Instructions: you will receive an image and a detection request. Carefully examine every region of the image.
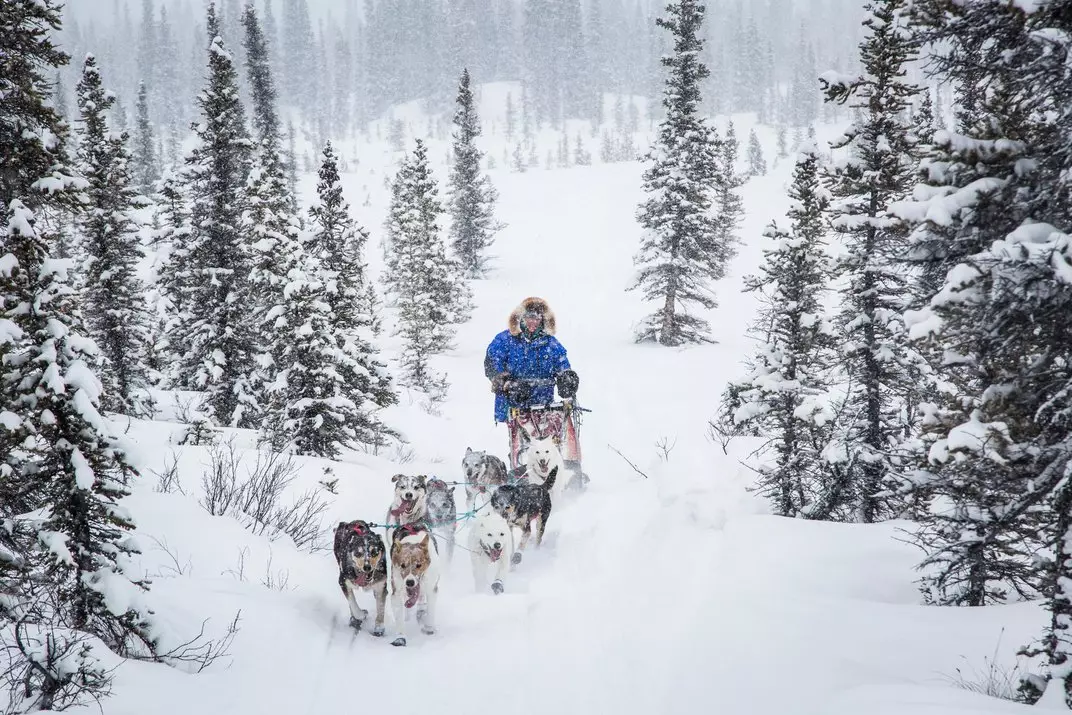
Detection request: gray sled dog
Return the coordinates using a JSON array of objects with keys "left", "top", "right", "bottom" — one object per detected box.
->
[
  {"left": 461, "top": 448, "right": 509, "bottom": 511},
  {"left": 425, "top": 478, "right": 457, "bottom": 563}
]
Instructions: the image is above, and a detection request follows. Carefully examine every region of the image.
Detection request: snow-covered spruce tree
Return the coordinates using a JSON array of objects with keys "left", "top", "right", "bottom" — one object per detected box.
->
[
  {"left": 151, "top": 168, "right": 194, "bottom": 386},
  {"left": 241, "top": 0, "right": 304, "bottom": 411},
  {"left": 629, "top": 0, "right": 729, "bottom": 346},
  {"left": 306, "top": 142, "right": 396, "bottom": 410},
  {"left": 747, "top": 128, "right": 767, "bottom": 176},
  {"left": 385, "top": 140, "right": 467, "bottom": 393},
  {"left": 448, "top": 68, "right": 503, "bottom": 278},
  {"left": 716, "top": 120, "right": 745, "bottom": 257},
  {"left": 261, "top": 142, "right": 398, "bottom": 456},
  {"left": 74, "top": 55, "right": 153, "bottom": 418},
  {"left": 818, "top": 0, "right": 926, "bottom": 523},
  {"left": 3, "top": 199, "right": 161, "bottom": 686},
  {"left": 132, "top": 80, "right": 160, "bottom": 194},
  {"left": 893, "top": 0, "right": 1047, "bottom": 610},
  {"left": 720, "top": 145, "right": 839, "bottom": 518},
  {"left": 168, "top": 3, "right": 258, "bottom": 427}
]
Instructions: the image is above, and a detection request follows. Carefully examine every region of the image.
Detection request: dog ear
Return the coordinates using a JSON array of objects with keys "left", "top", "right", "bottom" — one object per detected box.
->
[
  {"left": 391, "top": 474, "right": 403, "bottom": 484},
  {"left": 466, "top": 446, "right": 472, "bottom": 454},
  {"left": 416, "top": 475, "right": 428, "bottom": 487}
]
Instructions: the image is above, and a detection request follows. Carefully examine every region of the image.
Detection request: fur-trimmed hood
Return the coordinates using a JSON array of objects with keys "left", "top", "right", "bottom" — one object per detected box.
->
[{"left": 508, "top": 297, "right": 556, "bottom": 336}]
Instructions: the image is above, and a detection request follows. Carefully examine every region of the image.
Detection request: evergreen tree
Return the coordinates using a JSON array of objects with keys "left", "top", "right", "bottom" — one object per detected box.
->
[
  {"left": 720, "top": 145, "right": 838, "bottom": 517},
  {"left": 74, "top": 55, "right": 153, "bottom": 418},
  {"left": 819, "top": 0, "right": 924, "bottom": 523},
  {"left": 628, "top": 0, "right": 729, "bottom": 346},
  {"left": 716, "top": 120, "right": 745, "bottom": 255},
  {"left": 895, "top": 0, "right": 1052, "bottom": 613},
  {"left": 265, "top": 143, "right": 398, "bottom": 456},
  {"left": 132, "top": 80, "right": 160, "bottom": 194},
  {"left": 747, "top": 128, "right": 767, "bottom": 176},
  {"left": 152, "top": 169, "right": 194, "bottom": 387},
  {"left": 169, "top": 3, "right": 258, "bottom": 427},
  {"left": 448, "top": 68, "right": 503, "bottom": 278},
  {"left": 242, "top": 0, "right": 304, "bottom": 409},
  {"left": 385, "top": 140, "right": 468, "bottom": 393},
  {"left": 1, "top": 6, "right": 160, "bottom": 705}
]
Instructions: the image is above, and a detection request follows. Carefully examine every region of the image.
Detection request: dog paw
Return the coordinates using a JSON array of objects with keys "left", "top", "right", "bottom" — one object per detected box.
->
[
  {"left": 349, "top": 616, "right": 363, "bottom": 631},
  {"left": 372, "top": 625, "right": 385, "bottom": 637},
  {"left": 491, "top": 580, "right": 504, "bottom": 595},
  {"left": 420, "top": 624, "right": 436, "bottom": 636},
  {"left": 415, "top": 608, "right": 427, "bottom": 623},
  {"left": 391, "top": 636, "right": 407, "bottom": 647},
  {"left": 511, "top": 552, "right": 523, "bottom": 566}
]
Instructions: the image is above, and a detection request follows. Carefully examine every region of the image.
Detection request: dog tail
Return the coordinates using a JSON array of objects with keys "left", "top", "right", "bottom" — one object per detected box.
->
[{"left": 543, "top": 465, "right": 558, "bottom": 491}]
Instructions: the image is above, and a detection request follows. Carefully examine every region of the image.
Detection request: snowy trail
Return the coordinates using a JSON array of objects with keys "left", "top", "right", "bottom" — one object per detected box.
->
[{"left": 96, "top": 137, "right": 1045, "bottom": 715}]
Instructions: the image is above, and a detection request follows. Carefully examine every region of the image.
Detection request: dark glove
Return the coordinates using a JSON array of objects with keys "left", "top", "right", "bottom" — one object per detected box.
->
[
  {"left": 490, "top": 372, "right": 509, "bottom": 393},
  {"left": 504, "top": 379, "right": 533, "bottom": 404},
  {"left": 556, "top": 370, "right": 579, "bottom": 398}
]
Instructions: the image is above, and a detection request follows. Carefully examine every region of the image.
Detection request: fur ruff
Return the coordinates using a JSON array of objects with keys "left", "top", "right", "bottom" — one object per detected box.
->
[{"left": 508, "top": 297, "right": 557, "bottom": 336}]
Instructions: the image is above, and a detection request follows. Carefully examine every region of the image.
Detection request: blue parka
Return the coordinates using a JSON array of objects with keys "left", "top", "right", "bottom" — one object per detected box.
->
[{"left": 484, "top": 298, "right": 571, "bottom": 423}]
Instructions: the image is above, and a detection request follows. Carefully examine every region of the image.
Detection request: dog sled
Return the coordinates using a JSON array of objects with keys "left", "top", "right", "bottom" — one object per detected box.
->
[{"left": 504, "top": 377, "right": 590, "bottom": 492}]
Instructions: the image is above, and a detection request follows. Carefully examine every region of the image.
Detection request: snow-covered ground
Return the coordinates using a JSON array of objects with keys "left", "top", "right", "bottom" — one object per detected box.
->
[{"left": 56, "top": 86, "right": 1046, "bottom": 715}]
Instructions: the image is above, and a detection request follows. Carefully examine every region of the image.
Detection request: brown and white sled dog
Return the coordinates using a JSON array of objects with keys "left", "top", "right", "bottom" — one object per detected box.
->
[
  {"left": 385, "top": 474, "right": 429, "bottom": 529},
  {"left": 524, "top": 436, "right": 567, "bottom": 505},
  {"left": 461, "top": 448, "right": 509, "bottom": 511},
  {"left": 332, "top": 520, "right": 388, "bottom": 636},
  {"left": 468, "top": 509, "right": 514, "bottom": 595},
  {"left": 389, "top": 524, "right": 441, "bottom": 647}
]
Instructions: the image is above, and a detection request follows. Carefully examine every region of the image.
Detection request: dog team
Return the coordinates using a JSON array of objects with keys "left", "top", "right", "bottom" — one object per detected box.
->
[{"left": 331, "top": 435, "right": 571, "bottom": 647}]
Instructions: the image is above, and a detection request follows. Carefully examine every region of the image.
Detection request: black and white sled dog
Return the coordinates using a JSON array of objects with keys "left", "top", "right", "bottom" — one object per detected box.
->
[
  {"left": 385, "top": 474, "right": 429, "bottom": 530},
  {"left": 523, "top": 436, "right": 567, "bottom": 505},
  {"left": 389, "top": 524, "right": 442, "bottom": 647},
  {"left": 425, "top": 478, "right": 457, "bottom": 562},
  {"left": 491, "top": 465, "right": 557, "bottom": 565},
  {"left": 461, "top": 448, "right": 509, "bottom": 511},
  {"left": 332, "top": 520, "right": 388, "bottom": 636},
  {"left": 468, "top": 509, "right": 514, "bottom": 595}
]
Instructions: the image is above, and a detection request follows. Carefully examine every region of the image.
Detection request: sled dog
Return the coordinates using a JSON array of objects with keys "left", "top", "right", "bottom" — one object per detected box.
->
[
  {"left": 468, "top": 510, "right": 515, "bottom": 595},
  {"left": 332, "top": 520, "right": 388, "bottom": 636},
  {"left": 385, "top": 474, "right": 429, "bottom": 530},
  {"left": 524, "top": 436, "right": 567, "bottom": 504},
  {"left": 389, "top": 524, "right": 441, "bottom": 647},
  {"left": 461, "top": 448, "right": 509, "bottom": 511},
  {"left": 490, "top": 465, "right": 557, "bottom": 565},
  {"left": 425, "top": 478, "right": 457, "bottom": 562}
]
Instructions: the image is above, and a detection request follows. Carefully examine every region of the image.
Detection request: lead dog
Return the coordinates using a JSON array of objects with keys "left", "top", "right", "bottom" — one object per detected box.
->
[
  {"left": 389, "top": 524, "right": 441, "bottom": 647},
  {"left": 385, "top": 474, "right": 429, "bottom": 530},
  {"left": 461, "top": 448, "right": 509, "bottom": 511},
  {"left": 490, "top": 465, "right": 557, "bottom": 566},
  {"left": 332, "top": 520, "right": 388, "bottom": 636},
  {"left": 468, "top": 510, "right": 514, "bottom": 595}
]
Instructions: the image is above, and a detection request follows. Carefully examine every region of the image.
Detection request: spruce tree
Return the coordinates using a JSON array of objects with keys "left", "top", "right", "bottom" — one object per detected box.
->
[
  {"left": 264, "top": 141, "right": 398, "bottom": 455},
  {"left": 747, "top": 128, "right": 767, "bottom": 176},
  {"left": 448, "top": 68, "right": 503, "bottom": 278},
  {"left": 152, "top": 169, "right": 194, "bottom": 387},
  {"left": 819, "top": 0, "right": 925, "bottom": 523},
  {"left": 132, "top": 80, "right": 160, "bottom": 194},
  {"left": 242, "top": 0, "right": 304, "bottom": 409},
  {"left": 385, "top": 140, "right": 467, "bottom": 393},
  {"left": 897, "top": 0, "right": 1054, "bottom": 615},
  {"left": 721, "top": 145, "right": 838, "bottom": 518},
  {"left": 1, "top": 5, "right": 160, "bottom": 703},
  {"left": 716, "top": 120, "right": 745, "bottom": 257},
  {"left": 74, "top": 55, "right": 153, "bottom": 418},
  {"left": 629, "top": 0, "right": 729, "bottom": 346},
  {"left": 169, "top": 3, "right": 258, "bottom": 427}
]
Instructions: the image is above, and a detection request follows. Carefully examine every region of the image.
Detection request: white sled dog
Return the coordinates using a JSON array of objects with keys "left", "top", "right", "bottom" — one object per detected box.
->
[
  {"left": 468, "top": 510, "right": 515, "bottom": 595},
  {"left": 524, "top": 435, "right": 567, "bottom": 504},
  {"left": 389, "top": 524, "right": 441, "bottom": 647},
  {"left": 385, "top": 474, "right": 429, "bottom": 529}
]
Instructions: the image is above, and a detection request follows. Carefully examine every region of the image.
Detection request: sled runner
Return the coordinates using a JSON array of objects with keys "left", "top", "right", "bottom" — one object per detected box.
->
[{"left": 504, "top": 378, "right": 590, "bottom": 491}]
